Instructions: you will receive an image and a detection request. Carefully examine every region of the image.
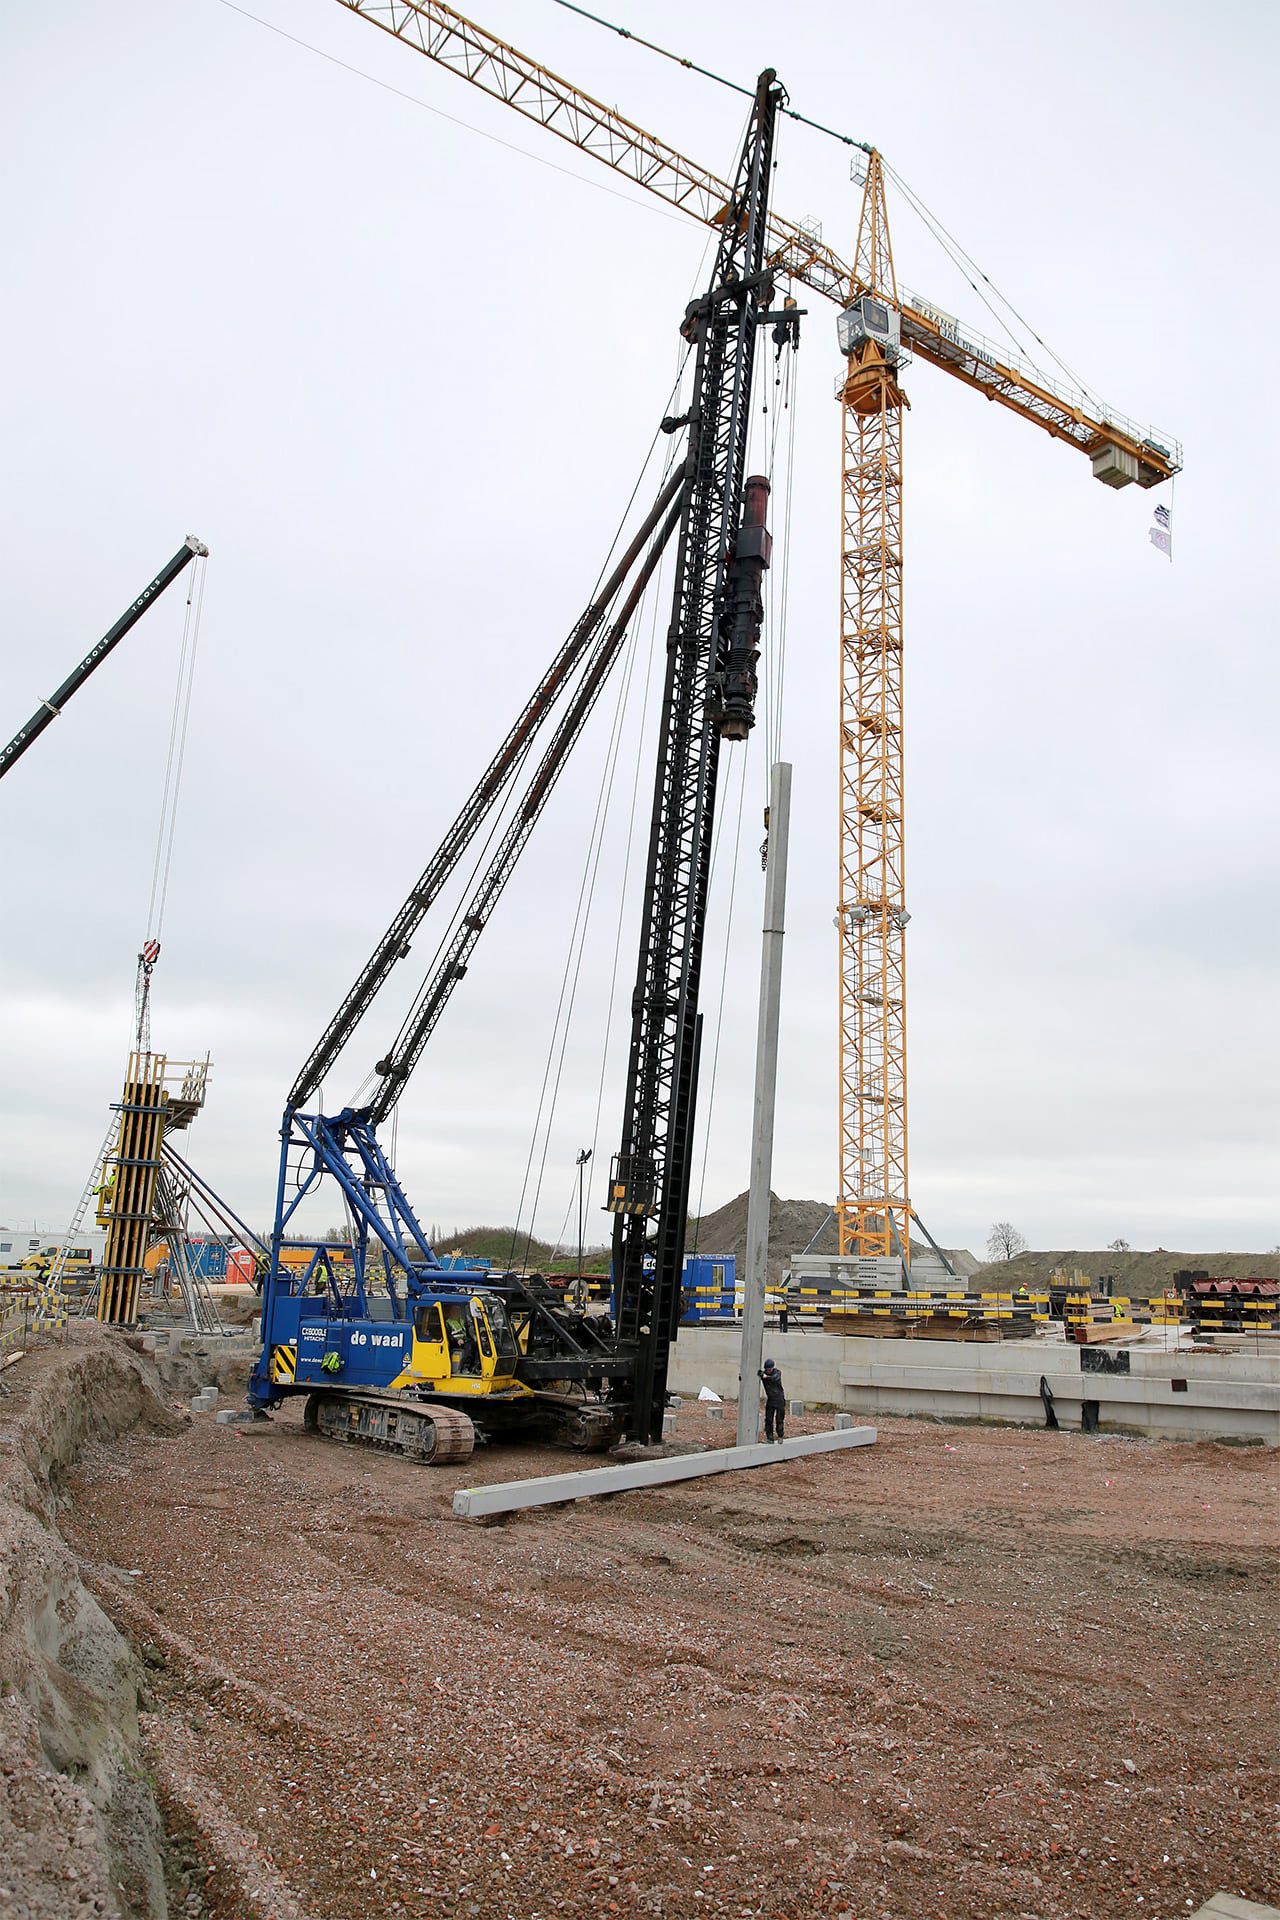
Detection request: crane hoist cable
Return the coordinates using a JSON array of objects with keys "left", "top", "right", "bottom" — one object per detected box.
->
[
  {"left": 136, "top": 549, "right": 210, "bottom": 1051},
  {"left": 544, "top": 0, "right": 1133, "bottom": 433},
  {"left": 504, "top": 482, "right": 683, "bottom": 1267},
  {"left": 289, "top": 459, "right": 687, "bottom": 1118},
  {"left": 579, "top": 499, "right": 669, "bottom": 1221},
  {"left": 506, "top": 266, "right": 743, "bottom": 1261},
  {"left": 504, "top": 322, "right": 718, "bottom": 1260},
  {"left": 312, "top": 341, "right": 696, "bottom": 1120},
  {"left": 216, "top": 0, "right": 694, "bottom": 230},
  {"left": 876, "top": 157, "right": 1108, "bottom": 416},
  {"left": 547, "top": 0, "right": 863, "bottom": 151},
  {"left": 369, "top": 486, "right": 684, "bottom": 1129}
]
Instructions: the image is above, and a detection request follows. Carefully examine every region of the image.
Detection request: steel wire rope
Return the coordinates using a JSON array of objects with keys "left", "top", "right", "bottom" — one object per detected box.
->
[
  {"left": 686, "top": 740, "right": 749, "bottom": 1253},
  {"left": 878, "top": 158, "right": 1109, "bottom": 414},
  {"left": 547, "top": 0, "right": 863, "bottom": 150},
  {"left": 545, "top": 1166, "right": 580, "bottom": 1266},
  {"left": 505, "top": 82, "right": 755, "bottom": 1260},
  {"left": 758, "top": 310, "right": 798, "bottom": 806},
  {"left": 550, "top": 221, "right": 737, "bottom": 1252},
  {"left": 507, "top": 433, "right": 685, "bottom": 1268},
  {"left": 504, "top": 564, "right": 657, "bottom": 1271},
  {"left": 544, "top": 149, "right": 759, "bottom": 1265},
  {"left": 214, "top": 0, "right": 698, "bottom": 232},
  {"left": 504, "top": 229, "right": 724, "bottom": 1258},
  {"left": 688, "top": 355, "right": 799, "bottom": 1255},
  {"left": 581, "top": 476, "right": 668, "bottom": 1198},
  {"left": 546, "top": 0, "right": 1108, "bottom": 421},
  {"left": 770, "top": 345, "right": 799, "bottom": 771},
  {"left": 144, "top": 555, "right": 208, "bottom": 944},
  {"left": 346, "top": 358, "right": 693, "bottom": 1116}
]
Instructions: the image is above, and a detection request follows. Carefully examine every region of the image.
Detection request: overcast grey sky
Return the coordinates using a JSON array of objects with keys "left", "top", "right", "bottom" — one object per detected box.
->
[{"left": 2, "top": 0, "right": 1275, "bottom": 1257}]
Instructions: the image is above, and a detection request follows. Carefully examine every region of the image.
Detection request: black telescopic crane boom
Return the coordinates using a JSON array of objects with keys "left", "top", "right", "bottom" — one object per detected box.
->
[
  {"left": 608, "top": 69, "right": 793, "bottom": 1442},
  {"left": 0, "top": 536, "right": 208, "bottom": 784}
]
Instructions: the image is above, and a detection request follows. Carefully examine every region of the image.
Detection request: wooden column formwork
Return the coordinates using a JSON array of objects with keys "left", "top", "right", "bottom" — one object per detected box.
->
[{"left": 98, "top": 1052, "right": 168, "bottom": 1326}]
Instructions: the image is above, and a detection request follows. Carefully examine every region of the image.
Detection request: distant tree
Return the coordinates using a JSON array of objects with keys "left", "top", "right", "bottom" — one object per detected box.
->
[
  {"left": 987, "top": 1221, "right": 1029, "bottom": 1263},
  {"left": 324, "top": 1225, "right": 349, "bottom": 1244},
  {"left": 1108, "top": 1237, "right": 1132, "bottom": 1253}
]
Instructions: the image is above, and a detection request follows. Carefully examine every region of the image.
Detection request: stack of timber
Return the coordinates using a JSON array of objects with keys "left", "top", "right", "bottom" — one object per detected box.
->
[
  {"left": 820, "top": 1304, "right": 1039, "bottom": 1341},
  {"left": 1065, "top": 1294, "right": 1137, "bottom": 1345}
]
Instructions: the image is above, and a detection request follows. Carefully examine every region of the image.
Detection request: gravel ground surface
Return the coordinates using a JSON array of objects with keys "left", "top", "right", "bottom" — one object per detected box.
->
[{"left": 63, "top": 1395, "right": 1278, "bottom": 1920}]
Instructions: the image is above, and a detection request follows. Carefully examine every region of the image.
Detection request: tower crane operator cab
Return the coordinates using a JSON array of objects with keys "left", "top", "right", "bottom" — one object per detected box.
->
[{"left": 837, "top": 294, "right": 902, "bottom": 364}]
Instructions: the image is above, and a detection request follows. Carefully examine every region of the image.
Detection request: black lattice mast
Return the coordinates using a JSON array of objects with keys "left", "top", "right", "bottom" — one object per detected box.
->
[{"left": 609, "top": 69, "right": 790, "bottom": 1442}]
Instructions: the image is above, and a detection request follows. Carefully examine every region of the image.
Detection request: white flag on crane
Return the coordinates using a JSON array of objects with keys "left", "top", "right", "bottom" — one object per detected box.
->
[{"left": 1149, "top": 499, "right": 1172, "bottom": 559}]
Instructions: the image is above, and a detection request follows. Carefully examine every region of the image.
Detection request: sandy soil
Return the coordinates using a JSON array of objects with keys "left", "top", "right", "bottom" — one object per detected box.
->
[{"left": 62, "top": 1396, "right": 1278, "bottom": 1920}]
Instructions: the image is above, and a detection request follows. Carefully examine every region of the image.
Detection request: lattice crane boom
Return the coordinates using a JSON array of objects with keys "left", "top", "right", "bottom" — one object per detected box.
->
[
  {"left": 332, "top": 0, "right": 1181, "bottom": 1266},
  {"left": 335, "top": 0, "right": 1180, "bottom": 485}
]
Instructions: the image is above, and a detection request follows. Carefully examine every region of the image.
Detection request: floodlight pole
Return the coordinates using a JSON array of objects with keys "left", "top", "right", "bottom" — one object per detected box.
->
[{"left": 737, "top": 761, "right": 792, "bottom": 1447}]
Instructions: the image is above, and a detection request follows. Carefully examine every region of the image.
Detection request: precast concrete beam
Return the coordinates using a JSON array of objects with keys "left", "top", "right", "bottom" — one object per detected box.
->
[{"left": 452, "top": 1424, "right": 878, "bottom": 1519}]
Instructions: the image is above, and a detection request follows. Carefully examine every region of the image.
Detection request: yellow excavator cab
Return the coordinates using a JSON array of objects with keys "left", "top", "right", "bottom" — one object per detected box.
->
[{"left": 391, "top": 1294, "right": 531, "bottom": 1400}]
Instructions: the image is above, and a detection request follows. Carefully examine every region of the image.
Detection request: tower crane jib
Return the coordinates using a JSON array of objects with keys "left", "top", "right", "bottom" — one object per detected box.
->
[{"left": 327, "top": 0, "right": 1182, "bottom": 1270}]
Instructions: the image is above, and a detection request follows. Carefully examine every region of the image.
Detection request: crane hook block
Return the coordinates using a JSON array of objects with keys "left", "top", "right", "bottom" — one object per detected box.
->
[{"left": 714, "top": 474, "right": 772, "bottom": 742}]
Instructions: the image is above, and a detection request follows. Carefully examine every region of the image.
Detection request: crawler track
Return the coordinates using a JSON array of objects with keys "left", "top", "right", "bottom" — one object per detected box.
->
[{"left": 304, "top": 1389, "right": 475, "bottom": 1463}]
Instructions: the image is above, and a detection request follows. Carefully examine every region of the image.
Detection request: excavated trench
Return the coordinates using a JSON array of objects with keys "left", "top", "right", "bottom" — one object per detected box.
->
[{"left": 0, "top": 1327, "right": 270, "bottom": 1920}]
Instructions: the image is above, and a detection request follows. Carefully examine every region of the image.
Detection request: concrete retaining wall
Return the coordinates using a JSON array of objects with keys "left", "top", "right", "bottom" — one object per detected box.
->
[{"left": 666, "top": 1328, "right": 1280, "bottom": 1444}]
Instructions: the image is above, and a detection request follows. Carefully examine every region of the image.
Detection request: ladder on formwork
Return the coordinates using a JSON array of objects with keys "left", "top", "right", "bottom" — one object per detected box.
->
[
  {"left": 48, "top": 1114, "right": 119, "bottom": 1306},
  {"left": 153, "top": 1164, "right": 225, "bottom": 1336}
]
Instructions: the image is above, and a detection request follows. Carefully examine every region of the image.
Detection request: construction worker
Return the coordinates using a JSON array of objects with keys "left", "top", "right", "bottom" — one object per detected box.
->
[{"left": 758, "top": 1358, "right": 786, "bottom": 1443}]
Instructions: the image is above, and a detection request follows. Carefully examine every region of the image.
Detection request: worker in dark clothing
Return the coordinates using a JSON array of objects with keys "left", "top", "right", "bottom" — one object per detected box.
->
[{"left": 758, "top": 1358, "right": 786, "bottom": 1442}]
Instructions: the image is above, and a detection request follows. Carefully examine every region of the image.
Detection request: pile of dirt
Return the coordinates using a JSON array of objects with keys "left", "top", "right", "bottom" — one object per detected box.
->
[
  {"left": 0, "top": 1329, "right": 182, "bottom": 1919},
  {"left": 974, "top": 1247, "right": 1280, "bottom": 1300},
  {"left": 688, "top": 1190, "right": 838, "bottom": 1282},
  {"left": 688, "top": 1190, "right": 976, "bottom": 1284},
  {"left": 438, "top": 1225, "right": 611, "bottom": 1272}
]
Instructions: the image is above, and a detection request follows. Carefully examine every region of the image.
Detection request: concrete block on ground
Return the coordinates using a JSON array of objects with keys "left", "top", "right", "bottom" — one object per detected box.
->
[
  {"left": 662, "top": 1413, "right": 678, "bottom": 1437},
  {"left": 189, "top": 1395, "right": 209, "bottom": 1412},
  {"left": 453, "top": 1425, "right": 878, "bottom": 1519},
  {"left": 834, "top": 1412, "right": 854, "bottom": 1430},
  {"left": 201, "top": 1385, "right": 219, "bottom": 1405},
  {"left": 215, "top": 1408, "right": 254, "bottom": 1426},
  {"left": 705, "top": 1405, "right": 724, "bottom": 1420},
  {"left": 1191, "top": 1896, "right": 1280, "bottom": 1920},
  {"left": 789, "top": 1400, "right": 805, "bottom": 1416}
]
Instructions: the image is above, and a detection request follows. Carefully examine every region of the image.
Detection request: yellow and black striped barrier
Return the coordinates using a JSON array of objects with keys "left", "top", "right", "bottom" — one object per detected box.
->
[
  {"left": 1150, "top": 1291, "right": 1277, "bottom": 1331},
  {"left": 269, "top": 1342, "right": 298, "bottom": 1384}
]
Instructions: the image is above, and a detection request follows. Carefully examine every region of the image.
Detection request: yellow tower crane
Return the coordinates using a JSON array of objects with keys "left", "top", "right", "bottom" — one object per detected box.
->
[{"left": 330, "top": 0, "right": 1181, "bottom": 1265}]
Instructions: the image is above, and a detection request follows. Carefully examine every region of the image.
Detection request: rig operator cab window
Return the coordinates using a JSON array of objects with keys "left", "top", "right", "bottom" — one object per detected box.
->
[{"left": 416, "top": 1295, "right": 518, "bottom": 1381}]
